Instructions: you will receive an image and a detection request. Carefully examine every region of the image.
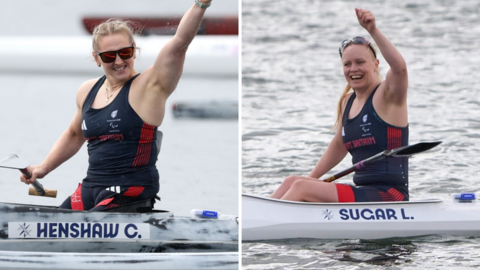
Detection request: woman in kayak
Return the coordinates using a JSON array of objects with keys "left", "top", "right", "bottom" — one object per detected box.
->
[
  {"left": 20, "top": 0, "right": 213, "bottom": 211},
  {"left": 270, "top": 8, "right": 409, "bottom": 202}
]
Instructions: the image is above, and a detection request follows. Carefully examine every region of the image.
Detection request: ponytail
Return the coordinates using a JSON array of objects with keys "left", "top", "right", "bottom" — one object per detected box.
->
[{"left": 333, "top": 84, "right": 352, "bottom": 131}]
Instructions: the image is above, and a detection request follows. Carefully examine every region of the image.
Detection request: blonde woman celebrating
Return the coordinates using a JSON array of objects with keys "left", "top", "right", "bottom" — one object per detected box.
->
[
  {"left": 271, "top": 8, "right": 409, "bottom": 203},
  {"left": 20, "top": 0, "right": 213, "bottom": 211}
]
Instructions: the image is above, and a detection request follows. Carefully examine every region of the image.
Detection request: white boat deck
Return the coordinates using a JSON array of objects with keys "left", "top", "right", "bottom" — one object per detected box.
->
[{"left": 244, "top": 193, "right": 444, "bottom": 205}]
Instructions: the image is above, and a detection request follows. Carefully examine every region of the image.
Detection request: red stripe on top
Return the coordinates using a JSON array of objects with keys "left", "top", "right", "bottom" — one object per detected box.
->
[
  {"left": 387, "top": 127, "right": 402, "bottom": 150},
  {"left": 132, "top": 123, "right": 156, "bottom": 167},
  {"left": 123, "top": 186, "right": 145, "bottom": 197}
]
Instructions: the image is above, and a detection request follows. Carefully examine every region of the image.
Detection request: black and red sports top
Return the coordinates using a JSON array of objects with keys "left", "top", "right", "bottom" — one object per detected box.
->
[
  {"left": 81, "top": 74, "right": 159, "bottom": 188},
  {"left": 342, "top": 84, "right": 409, "bottom": 187}
]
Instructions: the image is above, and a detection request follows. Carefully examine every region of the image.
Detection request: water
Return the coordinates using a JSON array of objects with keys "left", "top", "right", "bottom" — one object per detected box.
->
[
  {"left": 0, "top": 73, "right": 238, "bottom": 217},
  {"left": 242, "top": 0, "right": 480, "bottom": 268}
]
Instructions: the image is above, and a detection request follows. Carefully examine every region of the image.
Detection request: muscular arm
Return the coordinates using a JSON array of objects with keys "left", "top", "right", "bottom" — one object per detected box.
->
[
  {"left": 147, "top": 2, "right": 210, "bottom": 97},
  {"left": 370, "top": 29, "right": 408, "bottom": 104},
  {"left": 131, "top": 2, "right": 211, "bottom": 126}
]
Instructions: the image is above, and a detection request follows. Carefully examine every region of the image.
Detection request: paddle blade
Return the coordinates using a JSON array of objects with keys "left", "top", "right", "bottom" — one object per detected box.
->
[
  {"left": 0, "top": 154, "right": 29, "bottom": 170},
  {"left": 390, "top": 141, "right": 442, "bottom": 157},
  {"left": 0, "top": 155, "right": 53, "bottom": 198}
]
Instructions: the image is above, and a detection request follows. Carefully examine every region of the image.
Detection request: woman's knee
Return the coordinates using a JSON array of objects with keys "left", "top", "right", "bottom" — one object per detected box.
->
[
  {"left": 283, "top": 175, "right": 302, "bottom": 185},
  {"left": 289, "top": 179, "right": 310, "bottom": 192}
]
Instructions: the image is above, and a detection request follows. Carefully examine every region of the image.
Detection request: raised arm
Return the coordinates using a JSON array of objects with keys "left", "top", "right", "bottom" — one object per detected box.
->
[
  {"left": 356, "top": 8, "right": 408, "bottom": 105},
  {"left": 148, "top": 1, "right": 211, "bottom": 97},
  {"left": 131, "top": 1, "right": 212, "bottom": 126}
]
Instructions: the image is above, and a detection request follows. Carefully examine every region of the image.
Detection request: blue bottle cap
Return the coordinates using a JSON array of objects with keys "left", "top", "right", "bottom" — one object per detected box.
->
[
  {"left": 201, "top": 210, "right": 218, "bottom": 218},
  {"left": 454, "top": 193, "right": 476, "bottom": 200}
]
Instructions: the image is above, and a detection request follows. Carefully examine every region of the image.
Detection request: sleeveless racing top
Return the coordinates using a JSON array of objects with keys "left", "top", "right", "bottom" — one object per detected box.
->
[
  {"left": 342, "top": 85, "right": 409, "bottom": 187},
  {"left": 81, "top": 74, "right": 159, "bottom": 188}
]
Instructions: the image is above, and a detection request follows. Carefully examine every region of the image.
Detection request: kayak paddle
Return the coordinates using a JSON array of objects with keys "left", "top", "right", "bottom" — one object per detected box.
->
[
  {"left": 323, "top": 141, "right": 442, "bottom": 182},
  {"left": 0, "top": 154, "right": 57, "bottom": 198}
]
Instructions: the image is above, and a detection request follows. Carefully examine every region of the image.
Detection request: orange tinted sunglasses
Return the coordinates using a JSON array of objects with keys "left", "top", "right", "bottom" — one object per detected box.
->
[{"left": 96, "top": 44, "right": 134, "bottom": 63}]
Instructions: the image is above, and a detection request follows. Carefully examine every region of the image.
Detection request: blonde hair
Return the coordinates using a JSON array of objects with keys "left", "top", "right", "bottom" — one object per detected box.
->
[
  {"left": 92, "top": 18, "right": 141, "bottom": 52},
  {"left": 333, "top": 42, "right": 382, "bottom": 130}
]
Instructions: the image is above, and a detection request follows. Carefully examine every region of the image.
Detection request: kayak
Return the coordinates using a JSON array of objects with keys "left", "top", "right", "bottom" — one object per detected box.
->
[
  {"left": 0, "top": 154, "right": 238, "bottom": 254},
  {"left": 0, "top": 201, "right": 238, "bottom": 253},
  {"left": 242, "top": 193, "right": 480, "bottom": 241}
]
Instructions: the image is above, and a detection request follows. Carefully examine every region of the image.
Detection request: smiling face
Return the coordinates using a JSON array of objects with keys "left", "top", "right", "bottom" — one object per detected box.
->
[
  {"left": 341, "top": 44, "right": 379, "bottom": 91},
  {"left": 93, "top": 33, "right": 136, "bottom": 82}
]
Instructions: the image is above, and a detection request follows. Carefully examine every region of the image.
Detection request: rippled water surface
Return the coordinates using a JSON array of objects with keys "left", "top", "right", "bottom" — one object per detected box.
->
[{"left": 242, "top": 0, "right": 480, "bottom": 268}]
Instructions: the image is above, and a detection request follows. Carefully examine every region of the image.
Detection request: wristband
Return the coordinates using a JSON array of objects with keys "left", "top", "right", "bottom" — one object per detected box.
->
[{"left": 195, "top": 0, "right": 211, "bottom": 8}]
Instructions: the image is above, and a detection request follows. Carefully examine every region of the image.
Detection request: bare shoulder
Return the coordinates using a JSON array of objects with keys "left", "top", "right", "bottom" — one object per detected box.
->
[{"left": 75, "top": 77, "right": 101, "bottom": 107}]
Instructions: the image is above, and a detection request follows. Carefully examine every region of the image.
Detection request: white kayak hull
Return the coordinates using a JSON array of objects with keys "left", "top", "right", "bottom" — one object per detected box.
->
[
  {"left": 242, "top": 193, "right": 480, "bottom": 241},
  {"left": 0, "top": 202, "right": 238, "bottom": 253},
  {"left": 0, "top": 251, "right": 238, "bottom": 270}
]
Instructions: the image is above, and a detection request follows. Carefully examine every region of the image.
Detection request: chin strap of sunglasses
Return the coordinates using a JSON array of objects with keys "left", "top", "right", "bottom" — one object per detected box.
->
[{"left": 195, "top": 0, "right": 211, "bottom": 8}]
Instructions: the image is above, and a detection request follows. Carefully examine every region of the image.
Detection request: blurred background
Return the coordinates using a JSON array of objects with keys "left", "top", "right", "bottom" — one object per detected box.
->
[{"left": 0, "top": 0, "right": 239, "bottom": 217}]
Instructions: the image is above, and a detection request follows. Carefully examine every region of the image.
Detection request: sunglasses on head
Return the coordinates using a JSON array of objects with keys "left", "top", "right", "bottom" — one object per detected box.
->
[
  {"left": 339, "top": 37, "right": 376, "bottom": 59},
  {"left": 96, "top": 44, "right": 135, "bottom": 63}
]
